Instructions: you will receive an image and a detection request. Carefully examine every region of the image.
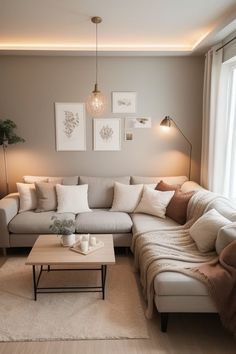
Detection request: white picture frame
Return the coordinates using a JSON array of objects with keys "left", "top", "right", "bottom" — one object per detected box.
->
[
  {"left": 112, "top": 92, "right": 137, "bottom": 113},
  {"left": 125, "top": 117, "right": 152, "bottom": 129},
  {"left": 55, "top": 102, "right": 86, "bottom": 151},
  {"left": 93, "top": 118, "right": 121, "bottom": 151}
]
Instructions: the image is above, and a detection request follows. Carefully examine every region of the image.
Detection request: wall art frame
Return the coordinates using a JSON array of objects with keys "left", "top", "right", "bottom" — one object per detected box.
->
[
  {"left": 55, "top": 102, "right": 86, "bottom": 151},
  {"left": 112, "top": 91, "right": 137, "bottom": 113},
  {"left": 125, "top": 117, "right": 152, "bottom": 129},
  {"left": 93, "top": 118, "right": 121, "bottom": 151}
]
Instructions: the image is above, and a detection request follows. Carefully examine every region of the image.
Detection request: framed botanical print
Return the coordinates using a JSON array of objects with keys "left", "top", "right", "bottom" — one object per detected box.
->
[
  {"left": 93, "top": 118, "right": 121, "bottom": 151},
  {"left": 55, "top": 102, "right": 86, "bottom": 151},
  {"left": 112, "top": 92, "right": 136, "bottom": 113}
]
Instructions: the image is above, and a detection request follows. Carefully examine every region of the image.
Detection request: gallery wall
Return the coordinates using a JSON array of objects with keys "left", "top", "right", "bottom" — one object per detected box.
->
[{"left": 0, "top": 55, "right": 204, "bottom": 195}]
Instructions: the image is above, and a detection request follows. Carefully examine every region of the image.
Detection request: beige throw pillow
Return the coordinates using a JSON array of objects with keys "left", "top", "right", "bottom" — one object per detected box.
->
[
  {"left": 16, "top": 182, "right": 37, "bottom": 213},
  {"left": 56, "top": 184, "right": 91, "bottom": 214},
  {"left": 189, "top": 209, "right": 231, "bottom": 253},
  {"left": 110, "top": 182, "right": 143, "bottom": 213},
  {"left": 35, "top": 182, "right": 57, "bottom": 212},
  {"left": 215, "top": 223, "right": 236, "bottom": 255},
  {"left": 134, "top": 186, "right": 175, "bottom": 218}
]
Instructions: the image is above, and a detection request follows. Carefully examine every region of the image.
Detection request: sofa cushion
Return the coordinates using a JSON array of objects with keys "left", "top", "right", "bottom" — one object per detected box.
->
[
  {"left": 9, "top": 211, "right": 75, "bottom": 234},
  {"left": 131, "top": 213, "right": 178, "bottom": 235},
  {"left": 110, "top": 182, "right": 143, "bottom": 212},
  {"left": 56, "top": 184, "right": 91, "bottom": 214},
  {"left": 134, "top": 186, "right": 174, "bottom": 218},
  {"left": 156, "top": 181, "right": 194, "bottom": 224},
  {"left": 79, "top": 176, "right": 130, "bottom": 208},
  {"left": 154, "top": 272, "right": 209, "bottom": 296},
  {"left": 35, "top": 182, "right": 57, "bottom": 212},
  {"left": 216, "top": 223, "right": 236, "bottom": 255},
  {"left": 131, "top": 175, "right": 188, "bottom": 185},
  {"left": 16, "top": 183, "right": 37, "bottom": 213},
  {"left": 189, "top": 209, "right": 231, "bottom": 252},
  {"left": 75, "top": 209, "right": 133, "bottom": 234}
]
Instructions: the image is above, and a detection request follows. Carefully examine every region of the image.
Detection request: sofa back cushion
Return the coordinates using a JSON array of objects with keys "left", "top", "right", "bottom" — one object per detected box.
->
[
  {"left": 79, "top": 176, "right": 130, "bottom": 208},
  {"left": 23, "top": 176, "right": 79, "bottom": 185},
  {"left": 131, "top": 175, "right": 188, "bottom": 185}
]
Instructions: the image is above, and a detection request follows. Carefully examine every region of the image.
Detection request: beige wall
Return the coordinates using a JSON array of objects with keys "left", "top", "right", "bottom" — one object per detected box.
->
[{"left": 0, "top": 55, "right": 204, "bottom": 195}]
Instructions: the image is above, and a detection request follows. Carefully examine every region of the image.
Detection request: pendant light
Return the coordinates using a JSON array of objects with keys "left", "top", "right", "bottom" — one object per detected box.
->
[{"left": 86, "top": 16, "right": 106, "bottom": 117}]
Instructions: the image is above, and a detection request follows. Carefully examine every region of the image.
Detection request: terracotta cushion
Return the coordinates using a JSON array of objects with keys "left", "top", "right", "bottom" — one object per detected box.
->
[{"left": 156, "top": 180, "right": 194, "bottom": 225}]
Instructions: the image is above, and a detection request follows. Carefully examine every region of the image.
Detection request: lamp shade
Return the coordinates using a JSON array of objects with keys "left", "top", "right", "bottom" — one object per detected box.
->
[
  {"left": 86, "top": 85, "right": 106, "bottom": 117},
  {"left": 160, "top": 116, "right": 171, "bottom": 127}
]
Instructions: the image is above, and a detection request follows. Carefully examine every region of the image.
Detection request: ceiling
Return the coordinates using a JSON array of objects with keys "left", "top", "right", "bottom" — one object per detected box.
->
[{"left": 1, "top": 0, "right": 236, "bottom": 55}]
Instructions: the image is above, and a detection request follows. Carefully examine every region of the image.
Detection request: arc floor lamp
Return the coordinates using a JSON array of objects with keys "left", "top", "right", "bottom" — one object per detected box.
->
[{"left": 160, "top": 116, "right": 192, "bottom": 180}]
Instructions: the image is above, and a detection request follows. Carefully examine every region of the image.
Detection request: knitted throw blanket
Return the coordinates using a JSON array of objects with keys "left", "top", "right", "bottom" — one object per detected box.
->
[{"left": 131, "top": 190, "right": 222, "bottom": 319}]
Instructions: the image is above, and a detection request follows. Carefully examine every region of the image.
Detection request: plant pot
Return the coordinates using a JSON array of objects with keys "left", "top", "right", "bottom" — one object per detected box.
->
[{"left": 61, "top": 234, "right": 75, "bottom": 247}]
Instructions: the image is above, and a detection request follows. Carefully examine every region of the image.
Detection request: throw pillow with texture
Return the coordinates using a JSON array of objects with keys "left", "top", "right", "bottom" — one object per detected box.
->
[
  {"left": 110, "top": 182, "right": 143, "bottom": 213},
  {"left": 215, "top": 223, "right": 236, "bottom": 255},
  {"left": 56, "top": 184, "right": 91, "bottom": 214},
  {"left": 35, "top": 182, "right": 57, "bottom": 212},
  {"left": 16, "top": 182, "right": 37, "bottom": 213},
  {"left": 156, "top": 180, "right": 194, "bottom": 224},
  {"left": 134, "top": 186, "right": 175, "bottom": 218},
  {"left": 189, "top": 209, "right": 231, "bottom": 253}
]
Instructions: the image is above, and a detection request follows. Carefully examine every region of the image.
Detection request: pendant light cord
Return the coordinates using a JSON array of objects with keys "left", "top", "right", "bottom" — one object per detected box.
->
[{"left": 96, "top": 21, "right": 98, "bottom": 86}]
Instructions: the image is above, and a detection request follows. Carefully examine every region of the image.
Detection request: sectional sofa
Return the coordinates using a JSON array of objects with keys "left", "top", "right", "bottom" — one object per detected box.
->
[{"left": 0, "top": 175, "right": 235, "bottom": 332}]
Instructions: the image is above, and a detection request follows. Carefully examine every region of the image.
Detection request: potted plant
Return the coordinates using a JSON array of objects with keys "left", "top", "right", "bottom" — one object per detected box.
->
[
  {"left": 49, "top": 216, "right": 76, "bottom": 247},
  {"left": 0, "top": 119, "right": 25, "bottom": 195}
]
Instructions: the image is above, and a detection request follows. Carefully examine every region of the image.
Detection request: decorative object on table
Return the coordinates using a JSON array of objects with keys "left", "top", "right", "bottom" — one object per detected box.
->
[
  {"left": 86, "top": 16, "right": 106, "bottom": 117},
  {"left": 49, "top": 216, "right": 76, "bottom": 247},
  {"left": 112, "top": 92, "right": 136, "bottom": 113},
  {"left": 160, "top": 115, "right": 192, "bottom": 180},
  {"left": 55, "top": 102, "right": 86, "bottom": 151},
  {"left": 0, "top": 119, "right": 25, "bottom": 195},
  {"left": 93, "top": 118, "right": 121, "bottom": 151},
  {"left": 70, "top": 237, "right": 104, "bottom": 255}
]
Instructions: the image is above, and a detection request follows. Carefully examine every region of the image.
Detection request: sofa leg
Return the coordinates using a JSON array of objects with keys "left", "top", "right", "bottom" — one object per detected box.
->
[
  {"left": 2, "top": 248, "right": 7, "bottom": 257},
  {"left": 160, "top": 313, "right": 169, "bottom": 332}
]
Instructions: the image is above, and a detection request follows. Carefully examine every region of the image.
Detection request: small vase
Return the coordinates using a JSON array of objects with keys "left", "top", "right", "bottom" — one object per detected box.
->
[{"left": 61, "top": 234, "right": 75, "bottom": 247}]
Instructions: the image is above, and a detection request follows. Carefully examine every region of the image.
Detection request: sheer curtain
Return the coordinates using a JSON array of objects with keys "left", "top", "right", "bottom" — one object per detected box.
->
[
  {"left": 217, "top": 62, "right": 236, "bottom": 198},
  {"left": 201, "top": 45, "right": 236, "bottom": 198},
  {"left": 200, "top": 45, "right": 222, "bottom": 190}
]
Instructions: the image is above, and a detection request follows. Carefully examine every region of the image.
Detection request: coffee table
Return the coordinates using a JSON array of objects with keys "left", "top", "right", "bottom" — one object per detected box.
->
[{"left": 25, "top": 234, "right": 115, "bottom": 301}]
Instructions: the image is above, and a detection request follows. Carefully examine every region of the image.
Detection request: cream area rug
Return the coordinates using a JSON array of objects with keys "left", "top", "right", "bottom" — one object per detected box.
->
[{"left": 0, "top": 255, "right": 148, "bottom": 342}]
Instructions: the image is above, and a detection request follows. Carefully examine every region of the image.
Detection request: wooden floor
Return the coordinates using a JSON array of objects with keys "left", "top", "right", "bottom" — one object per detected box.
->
[{"left": 0, "top": 249, "right": 235, "bottom": 354}]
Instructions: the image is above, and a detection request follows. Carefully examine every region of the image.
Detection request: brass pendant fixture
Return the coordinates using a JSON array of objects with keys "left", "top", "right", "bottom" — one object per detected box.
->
[{"left": 86, "top": 16, "right": 106, "bottom": 117}]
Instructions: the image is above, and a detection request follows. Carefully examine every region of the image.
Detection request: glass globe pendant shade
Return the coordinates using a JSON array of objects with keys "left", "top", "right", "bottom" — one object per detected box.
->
[{"left": 86, "top": 84, "right": 106, "bottom": 117}]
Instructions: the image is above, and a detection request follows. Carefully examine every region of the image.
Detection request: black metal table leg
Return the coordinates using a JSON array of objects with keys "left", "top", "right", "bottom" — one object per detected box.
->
[
  {"left": 101, "top": 265, "right": 107, "bottom": 300},
  {"left": 32, "top": 265, "right": 37, "bottom": 301}
]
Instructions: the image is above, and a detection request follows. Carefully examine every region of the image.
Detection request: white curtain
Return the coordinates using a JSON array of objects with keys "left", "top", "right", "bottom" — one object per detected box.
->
[
  {"left": 214, "top": 61, "right": 236, "bottom": 197},
  {"left": 200, "top": 45, "right": 222, "bottom": 190},
  {"left": 201, "top": 44, "right": 236, "bottom": 198}
]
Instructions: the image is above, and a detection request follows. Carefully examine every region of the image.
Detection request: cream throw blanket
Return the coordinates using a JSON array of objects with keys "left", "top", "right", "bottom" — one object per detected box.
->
[{"left": 131, "top": 190, "right": 225, "bottom": 319}]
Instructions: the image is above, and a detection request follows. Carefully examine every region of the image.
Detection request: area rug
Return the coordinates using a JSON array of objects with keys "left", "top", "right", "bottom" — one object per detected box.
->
[{"left": 0, "top": 256, "right": 149, "bottom": 342}]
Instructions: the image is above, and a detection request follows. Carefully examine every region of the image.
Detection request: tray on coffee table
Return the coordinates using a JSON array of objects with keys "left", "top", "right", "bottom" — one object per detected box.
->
[{"left": 70, "top": 240, "right": 104, "bottom": 255}]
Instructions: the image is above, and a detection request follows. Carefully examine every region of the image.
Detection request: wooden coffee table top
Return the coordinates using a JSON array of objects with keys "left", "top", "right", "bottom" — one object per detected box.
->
[{"left": 26, "top": 234, "right": 115, "bottom": 266}]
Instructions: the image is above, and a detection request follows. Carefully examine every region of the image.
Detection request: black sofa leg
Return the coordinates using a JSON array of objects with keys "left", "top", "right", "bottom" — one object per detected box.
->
[
  {"left": 160, "top": 313, "right": 169, "bottom": 332},
  {"left": 2, "top": 248, "right": 7, "bottom": 257}
]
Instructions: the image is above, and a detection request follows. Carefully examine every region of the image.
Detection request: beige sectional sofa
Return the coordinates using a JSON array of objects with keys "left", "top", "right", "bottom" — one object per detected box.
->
[{"left": 1, "top": 175, "right": 234, "bottom": 332}]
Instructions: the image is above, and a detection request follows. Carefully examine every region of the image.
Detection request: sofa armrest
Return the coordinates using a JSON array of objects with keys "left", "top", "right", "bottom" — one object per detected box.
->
[
  {"left": 181, "top": 181, "right": 204, "bottom": 193},
  {"left": 0, "top": 193, "right": 19, "bottom": 247}
]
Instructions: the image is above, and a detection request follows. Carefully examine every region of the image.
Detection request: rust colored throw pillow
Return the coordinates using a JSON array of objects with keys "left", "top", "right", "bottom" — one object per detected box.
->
[
  {"left": 156, "top": 180, "right": 180, "bottom": 192},
  {"left": 156, "top": 180, "right": 194, "bottom": 224}
]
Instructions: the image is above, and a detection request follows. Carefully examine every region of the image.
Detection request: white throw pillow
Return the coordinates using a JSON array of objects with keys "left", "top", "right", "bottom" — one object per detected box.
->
[
  {"left": 215, "top": 223, "right": 236, "bottom": 255},
  {"left": 189, "top": 209, "right": 231, "bottom": 253},
  {"left": 134, "top": 186, "right": 174, "bottom": 218},
  {"left": 16, "top": 182, "right": 37, "bottom": 213},
  {"left": 56, "top": 184, "right": 91, "bottom": 214},
  {"left": 110, "top": 182, "right": 143, "bottom": 213}
]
